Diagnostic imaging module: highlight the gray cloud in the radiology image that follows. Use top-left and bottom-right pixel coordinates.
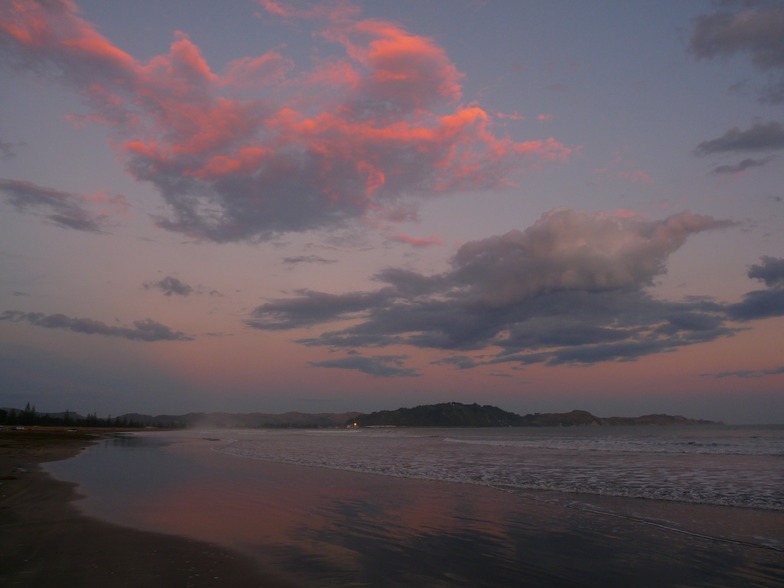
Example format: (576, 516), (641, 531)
(282, 255), (337, 266)
(728, 256), (784, 320)
(249, 209), (742, 368)
(247, 289), (393, 330)
(695, 122), (784, 155)
(728, 288), (784, 320)
(690, 1), (784, 69)
(309, 355), (420, 378)
(0, 178), (105, 232)
(690, 2), (784, 102)
(0, 311), (193, 342)
(144, 276), (194, 297)
(748, 255), (784, 287)
(711, 156), (774, 174)
(705, 365), (784, 379)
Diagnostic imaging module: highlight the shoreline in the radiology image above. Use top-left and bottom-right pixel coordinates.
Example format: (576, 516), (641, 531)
(0, 428), (288, 587)
(4, 428), (783, 587)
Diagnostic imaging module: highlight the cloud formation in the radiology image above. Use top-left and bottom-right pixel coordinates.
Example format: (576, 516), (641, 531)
(0, 311), (192, 341)
(711, 157), (774, 175)
(0, 178), (125, 232)
(388, 233), (443, 248)
(694, 121), (783, 175)
(706, 365), (784, 379)
(748, 256), (784, 288)
(144, 276), (194, 297)
(309, 354), (420, 378)
(248, 209), (743, 372)
(0, 0), (571, 242)
(695, 122), (784, 155)
(282, 255), (337, 266)
(690, 1), (784, 103)
(727, 256), (784, 320)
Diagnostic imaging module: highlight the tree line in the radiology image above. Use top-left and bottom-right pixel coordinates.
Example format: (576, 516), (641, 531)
(0, 403), (147, 429)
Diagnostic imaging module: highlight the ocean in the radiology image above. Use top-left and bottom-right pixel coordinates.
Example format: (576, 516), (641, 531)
(46, 425), (784, 586)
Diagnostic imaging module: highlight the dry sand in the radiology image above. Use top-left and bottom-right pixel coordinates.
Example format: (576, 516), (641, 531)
(0, 428), (288, 588)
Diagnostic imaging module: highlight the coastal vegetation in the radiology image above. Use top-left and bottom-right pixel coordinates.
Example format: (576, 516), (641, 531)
(1, 401), (719, 430)
(0, 404), (149, 429)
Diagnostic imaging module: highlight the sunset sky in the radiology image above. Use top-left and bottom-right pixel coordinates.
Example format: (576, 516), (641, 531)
(1, 0), (783, 423)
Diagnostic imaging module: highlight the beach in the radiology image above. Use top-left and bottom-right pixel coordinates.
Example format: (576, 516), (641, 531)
(3, 428), (784, 587)
(0, 429), (285, 587)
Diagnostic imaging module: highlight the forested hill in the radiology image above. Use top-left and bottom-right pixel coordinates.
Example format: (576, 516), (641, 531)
(351, 403), (719, 427)
(2, 402), (718, 429)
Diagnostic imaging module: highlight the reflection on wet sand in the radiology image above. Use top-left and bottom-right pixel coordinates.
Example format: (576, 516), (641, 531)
(51, 434), (784, 587)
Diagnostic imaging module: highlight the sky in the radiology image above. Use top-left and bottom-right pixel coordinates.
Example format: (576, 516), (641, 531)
(1, 0), (783, 424)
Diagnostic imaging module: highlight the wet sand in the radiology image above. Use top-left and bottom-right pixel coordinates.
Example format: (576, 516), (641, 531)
(44, 432), (784, 587)
(0, 429), (286, 587)
(3, 429), (783, 587)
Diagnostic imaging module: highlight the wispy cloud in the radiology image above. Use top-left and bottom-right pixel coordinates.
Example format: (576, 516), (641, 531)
(695, 122), (784, 155)
(594, 148), (653, 185)
(704, 365), (784, 379)
(309, 354), (420, 378)
(1, 0), (571, 243)
(0, 178), (126, 232)
(711, 157), (774, 175)
(1, 311), (193, 342)
(388, 233), (443, 248)
(282, 255), (337, 266)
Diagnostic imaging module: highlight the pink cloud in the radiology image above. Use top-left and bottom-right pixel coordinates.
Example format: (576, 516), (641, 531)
(388, 233), (443, 248)
(595, 148), (653, 185)
(1, 0), (572, 242)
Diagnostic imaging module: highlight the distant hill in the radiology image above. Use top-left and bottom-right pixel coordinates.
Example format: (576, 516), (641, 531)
(351, 402), (526, 428)
(2, 403), (718, 429)
(351, 403), (720, 428)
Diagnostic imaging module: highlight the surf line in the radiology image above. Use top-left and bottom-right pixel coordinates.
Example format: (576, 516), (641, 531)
(489, 484), (784, 554)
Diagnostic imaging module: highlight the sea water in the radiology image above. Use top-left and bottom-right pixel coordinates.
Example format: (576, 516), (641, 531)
(214, 424), (784, 511)
(45, 424), (784, 586)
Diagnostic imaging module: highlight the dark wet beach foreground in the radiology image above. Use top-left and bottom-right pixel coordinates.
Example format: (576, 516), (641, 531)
(41, 431), (784, 587)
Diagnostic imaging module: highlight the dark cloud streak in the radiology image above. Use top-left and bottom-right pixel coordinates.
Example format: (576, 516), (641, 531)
(282, 255), (337, 266)
(0, 311), (193, 342)
(705, 365), (784, 379)
(695, 122), (784, 155)
(0, 178), (105, 232)
(711, 157), (774, 175)
(309, 355), (420, 378)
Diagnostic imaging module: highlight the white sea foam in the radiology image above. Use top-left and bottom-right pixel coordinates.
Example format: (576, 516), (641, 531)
(213, 425), (784, 511)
